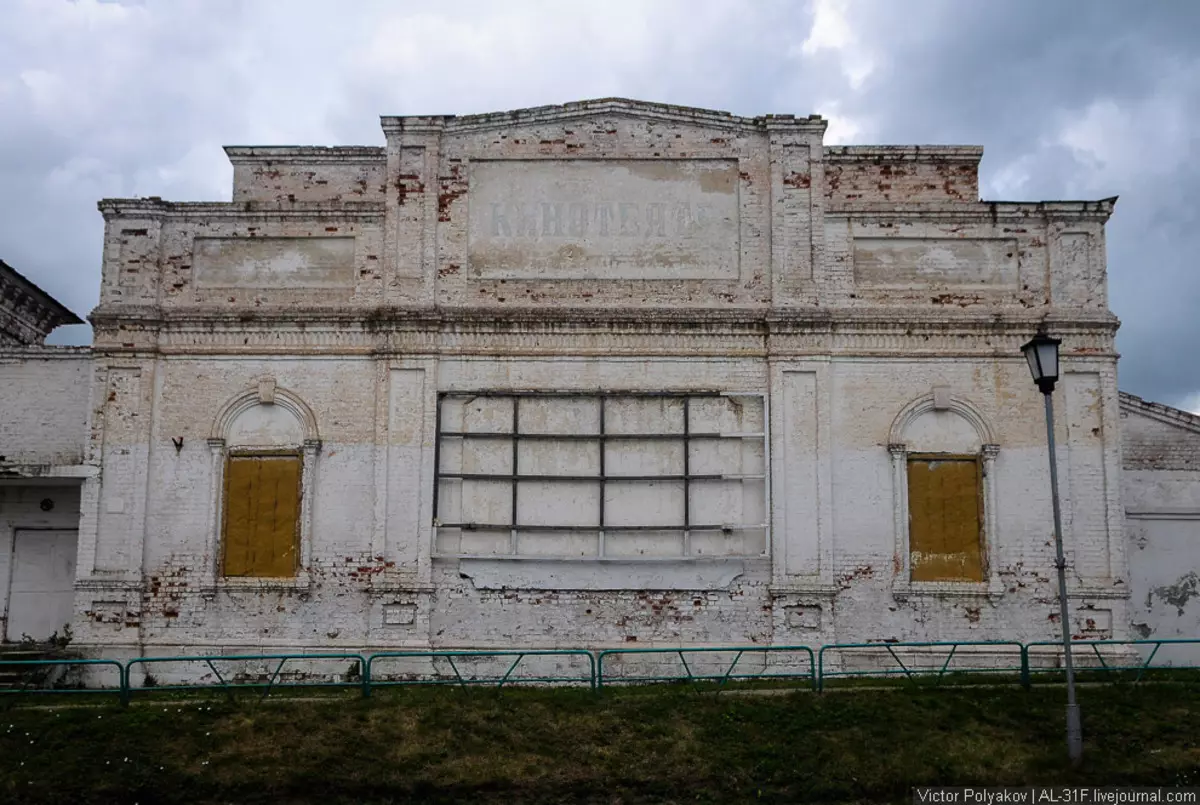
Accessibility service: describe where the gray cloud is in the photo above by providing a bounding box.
[807,0,1200,410]
[2,0,1196,409]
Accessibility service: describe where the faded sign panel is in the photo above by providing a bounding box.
[854,238,1018,287]
[193,237,355,288]
[467,159,740,280]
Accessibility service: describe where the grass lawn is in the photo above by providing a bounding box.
[0,682,1197,804]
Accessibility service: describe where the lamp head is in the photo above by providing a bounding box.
[1021,333,1061,395]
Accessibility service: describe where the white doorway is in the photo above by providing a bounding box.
[5,529,78,643]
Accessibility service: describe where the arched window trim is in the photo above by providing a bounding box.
[209,380,320,444]
[202,380,321,591]
[888,392,1004,600]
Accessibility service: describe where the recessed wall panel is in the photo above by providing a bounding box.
[468,160,740,280]
[193,237,355,288]
[854,238,1018,287]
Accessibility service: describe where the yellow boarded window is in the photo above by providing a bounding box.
[907,456,984,582]
[222,454,301,577]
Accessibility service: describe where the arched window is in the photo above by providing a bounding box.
[206,379,320,582]
[888,389,1002,598]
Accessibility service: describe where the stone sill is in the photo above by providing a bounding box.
[199,572,313,595]
[1066,583,1130,600]
[893,580,1004,601]
[453,557,751,591]
[768,583,840,599]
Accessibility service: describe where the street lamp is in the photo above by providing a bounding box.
[1021,332,1083,766]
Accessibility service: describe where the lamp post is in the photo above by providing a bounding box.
[1021,332,1083,766]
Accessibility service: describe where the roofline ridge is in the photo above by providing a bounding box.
[0,258,85,329]
[1120,390,1200,433]
[380,97,827,134]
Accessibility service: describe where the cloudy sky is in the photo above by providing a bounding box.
[2,0,1197,410]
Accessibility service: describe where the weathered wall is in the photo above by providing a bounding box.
[823,213,1110,311]
[69,99,1130,663]
[0,348,92,469]
[227,147,387,204]
[824,146,981,205]
[1121,394,1200,662]
[769,357,1125,648]
[70,350,1128,654]
[96,203,387,311]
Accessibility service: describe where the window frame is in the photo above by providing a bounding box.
[904,452,985,584]
[431,390,770,561]
[205,437,321,590]
[889,442,1003,599]
[220,449,304,579]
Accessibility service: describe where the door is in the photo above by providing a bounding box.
[6,530,78,643]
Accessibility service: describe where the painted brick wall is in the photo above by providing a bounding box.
[65,351,1130,655]
[824,146,981,205]
[1121,394,1200,472]
[228,147,387,204]
[0,348,91,467]
[1121,395,1200,662]
[56,100,1131,672]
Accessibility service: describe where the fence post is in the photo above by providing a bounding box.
[1020,644,1031,691]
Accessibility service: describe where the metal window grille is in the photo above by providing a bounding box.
[433,392,767,559]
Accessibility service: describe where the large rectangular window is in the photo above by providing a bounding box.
[222,454,301,577]
[906,456,984,582]
[434,392,766,559]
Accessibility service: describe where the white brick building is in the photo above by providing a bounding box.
[1,259,90,645]
[1,99,1196,668]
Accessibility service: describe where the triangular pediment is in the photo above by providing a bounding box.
[382,98,825,136]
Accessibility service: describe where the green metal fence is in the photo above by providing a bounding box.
[1024,638,1200,683]
[125,653,368,701]
[364,650,596,694]
[817,641,1029,691]
[0,658,125,700]
[1,639,1198,702]
[597,646,817,691]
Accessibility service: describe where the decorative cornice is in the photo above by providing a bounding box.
[86,306,1120,346]
[88,304,1120,331]
[0,259,84,345]
[0,345,92,359]
[381,98,828,137]
[825,145,983,164]
[83,310,1119,359]
[97,199,386,222]
[827,199,1117,223]
[224,146,385,166]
